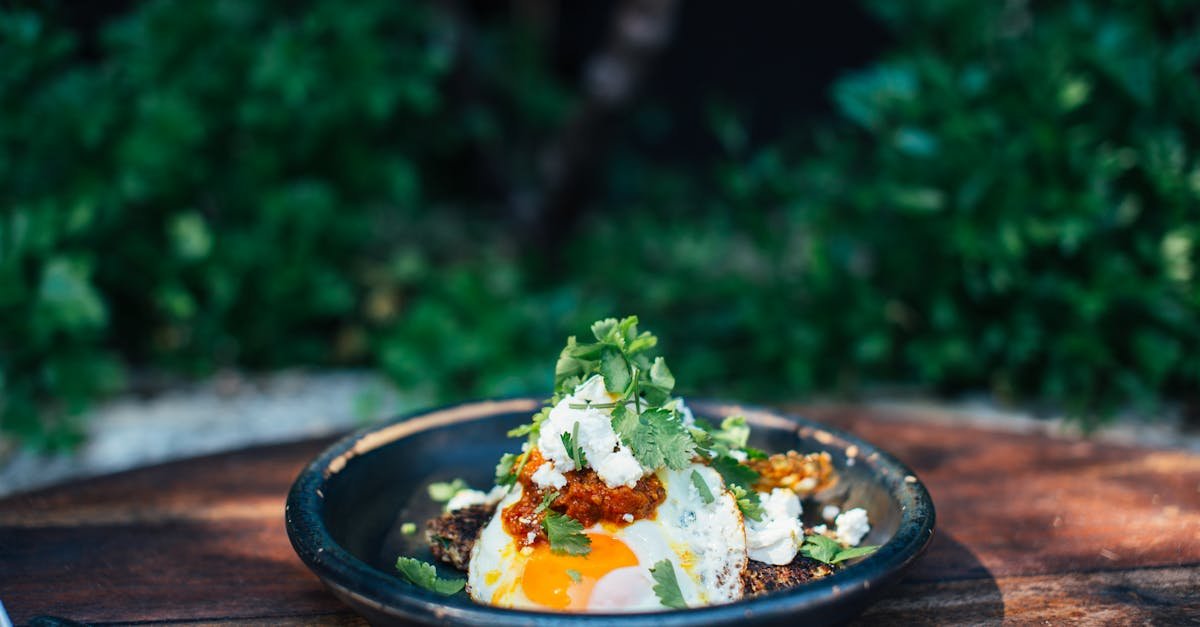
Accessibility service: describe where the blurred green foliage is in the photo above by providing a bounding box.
[2,0,1198,448]
[583,0,1200,424]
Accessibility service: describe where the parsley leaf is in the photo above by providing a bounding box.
[542,511,591,555]
[649,559,688,609]
[395,557,466,596]
[613,408,696,470]
[690,469,715,504]
[427,479,467,502]
[801,534,880,565]
[561,421,587,468]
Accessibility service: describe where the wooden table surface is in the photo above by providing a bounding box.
[2,405,1198,625]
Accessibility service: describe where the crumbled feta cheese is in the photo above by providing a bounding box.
[835,507,871,546]
[534,374,648,489]
[811,524,827,535]
[445,485,508,512]
[525,531,537,544]
[673,398,696,426]
[531,461,566,489]
[822,504,840,522]
[745,488,804,565]
[622,513,634,523]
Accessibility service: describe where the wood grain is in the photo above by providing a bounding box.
[1,405,1197,625]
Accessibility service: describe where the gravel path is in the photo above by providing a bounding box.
[1,372,1195,498]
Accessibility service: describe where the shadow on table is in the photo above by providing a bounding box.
[850,531,1004,625]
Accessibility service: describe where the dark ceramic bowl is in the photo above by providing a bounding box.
[286,399,935,625]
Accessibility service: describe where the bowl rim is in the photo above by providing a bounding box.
[285,398,936,625]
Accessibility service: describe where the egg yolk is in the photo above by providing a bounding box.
[519,533,639,610]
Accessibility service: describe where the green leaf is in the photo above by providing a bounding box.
[711,454,759,490]
[730,485,764,522]
[649,357,675,391]
[566,569,582,583]
[427,478,467,502]
[800,534,880,565]
[395,556,466,595]
[830,544,880,563]
[599,346,631,393]
[543,511,591,555]
[495,453,518,485]
[561,421,587,468]
[614,408,696,470]
[649,559,688,609]
[690,469,715,504]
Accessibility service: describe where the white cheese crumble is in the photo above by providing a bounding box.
[835,507,871,546]
[811,524,827,535]
[822,504,840,522]
[745,488,804,565]
[445,485,508,512]
[534,375,647,489]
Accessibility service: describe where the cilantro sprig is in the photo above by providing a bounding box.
[649,559,688,609]
[543,511,591,555]
[801,534,880,565]
[561,421,587,468]
[395,557,466,596]
[690,469,715,504]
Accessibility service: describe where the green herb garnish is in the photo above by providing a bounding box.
[400,522,417,535]
[395,556,466,595]
[690,469,715,504]
[427,478,467,502]
[561,421,587,468]
[649,559,687,609]
[730,485,764,521]
[543,511,591,556]
[801,534,880,565]
[566,569,582,583]
[611,406,696,471]
[534,490,559,514]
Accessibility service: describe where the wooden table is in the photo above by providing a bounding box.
[2,405,1198,625]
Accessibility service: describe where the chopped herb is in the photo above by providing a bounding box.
[495,452,519,485]
[561,421,587,468]
[542,511,591,556]
[649,559,688,609]
[611,407,696,471]
[801,534,880,565]
[711,454,760,491]
[400,522,417,535]
[566,569,582,583]
[743,446,769,461]
[395,556,466,596]
[730,485,764,521]
[690,469,715,504]
[534,490,559,514]
[427,479,467,502]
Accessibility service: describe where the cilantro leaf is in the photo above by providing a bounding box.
[427,479,467,502]
[730,485,764,521]
[715,415,750,449]
[800,534,880,565]
[495,453,518,485]
[690,469,715,504]
[542,511,591,555]
[395,556,466,596]
[599,346,631,393]
[566,569,582,583]
[711,454,760,491]
[561,421,587,468]
[830,544,881,563]
[613,408,696,471]
[649,559,688,609]
[534,490,559,514]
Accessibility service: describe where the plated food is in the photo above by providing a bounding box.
[395,316,881,613]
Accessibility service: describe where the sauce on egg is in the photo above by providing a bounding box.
[503,449,666,546]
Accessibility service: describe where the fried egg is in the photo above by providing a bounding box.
[467,464,746,612]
